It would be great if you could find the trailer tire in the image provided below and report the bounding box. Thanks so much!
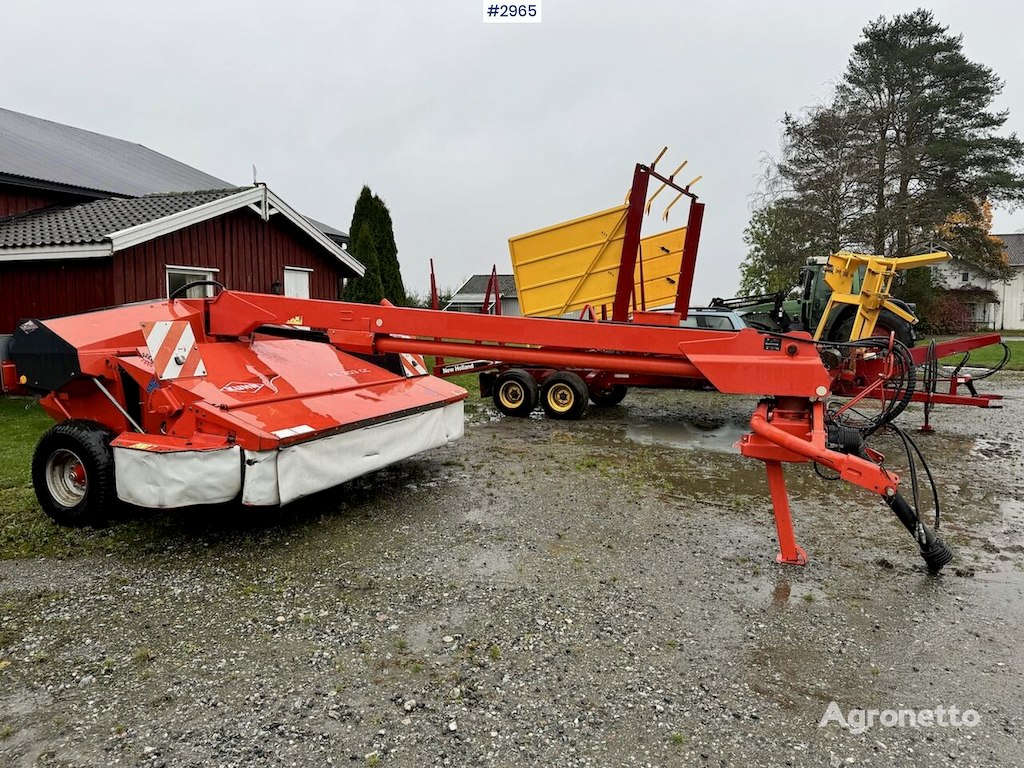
[540,371,589,420]
[832,309,914,349]
[492,369,538,417]
[589,384,628,407]
[31,421,116,527]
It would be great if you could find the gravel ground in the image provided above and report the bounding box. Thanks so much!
[1,375,1022,767]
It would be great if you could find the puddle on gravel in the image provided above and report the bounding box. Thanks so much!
[625,420,747,453]
[989,497,1024,548]
[968,436,1018,460]
[742,572,826,611]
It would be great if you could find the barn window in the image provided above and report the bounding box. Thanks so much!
[961,272,970,282]
[166,266,218,298]
[284,267,312,299]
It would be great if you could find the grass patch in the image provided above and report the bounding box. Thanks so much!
[0,397,68,558]
[423,356,481,393]
[0,398,164,560]
[923,337,1023,371]
[0,397,51,490]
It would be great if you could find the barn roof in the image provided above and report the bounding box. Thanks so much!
[0,186,364,276]
[0,189,237,248]
[995,233,1024,267]
[0,108,348,245]
[0,107,230,197]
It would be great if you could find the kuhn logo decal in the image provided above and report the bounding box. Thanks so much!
[221,381,265,394]
[221,367,280,394]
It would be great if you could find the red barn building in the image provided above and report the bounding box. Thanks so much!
[0,107,362,343]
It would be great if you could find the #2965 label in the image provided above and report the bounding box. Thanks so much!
[483,2,541,23]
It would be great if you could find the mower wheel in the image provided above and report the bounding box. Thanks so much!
[589,384,628,407]
[31,421,116,527]
[492,369,538,417]
[540,371,589,420]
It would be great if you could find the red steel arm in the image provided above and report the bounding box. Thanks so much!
[205,291,833,398]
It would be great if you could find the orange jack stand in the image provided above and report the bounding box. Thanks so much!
[764,460,808,566]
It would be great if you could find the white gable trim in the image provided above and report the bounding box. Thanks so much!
[263,188,364,276]
[0,243,111,262]
[108,187,263,251]
[107,186,364,276]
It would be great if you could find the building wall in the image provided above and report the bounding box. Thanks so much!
[996,272,1024,331]
[933,260,1024,331]
[0,185,96,219]
[0,258,114,332]
[1,209,349,334]
[500,297,521,316]
[930,260,1003,330]
[112,208,345,304]
[443,294,521,316]
[1,188,60,218]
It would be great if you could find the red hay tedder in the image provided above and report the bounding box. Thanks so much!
[4,154,1009,573]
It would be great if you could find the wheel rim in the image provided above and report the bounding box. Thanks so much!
[546,383,575,413]
[498,381,525,409]
[45,449,88,507]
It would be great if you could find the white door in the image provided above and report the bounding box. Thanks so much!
[283,267,311,298]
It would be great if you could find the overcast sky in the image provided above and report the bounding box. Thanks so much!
[3,1,1023,301]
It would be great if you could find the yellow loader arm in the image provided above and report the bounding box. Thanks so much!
[812,251,951,342]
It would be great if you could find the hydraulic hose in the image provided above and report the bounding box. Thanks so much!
[883,491,954,573]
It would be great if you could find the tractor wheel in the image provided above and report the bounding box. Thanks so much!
[31,421,116,527]
[589,384,628,407]
[540,371,589,420]
[832,309,914,349]
[492,369,538,417]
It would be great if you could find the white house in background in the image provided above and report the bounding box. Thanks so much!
[444,274,521,316]
[930,233,1024,331]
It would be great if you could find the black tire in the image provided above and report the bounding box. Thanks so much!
[588,383,628,407]
[540,371,589,420]
[31,421,116,527]
[832,309,914,349]
[492,369,538,417]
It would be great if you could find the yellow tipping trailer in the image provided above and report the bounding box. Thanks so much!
[508,205,687,317]
[508,149,703,320]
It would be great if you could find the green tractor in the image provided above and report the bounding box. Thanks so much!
[711,255,924,348]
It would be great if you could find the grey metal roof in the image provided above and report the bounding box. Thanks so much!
[453,273,518,297]
[305,216,348,244]
[0,107,232,196]
[995,233,1024,267]
[0,189,239,248]
[1,108,348,243]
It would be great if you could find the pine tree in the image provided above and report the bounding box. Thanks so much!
[742,9,1024,297]
[838,9,1024,262]
[774,104,866,254]
[344,222,384,304]
[372,193,407,305]
[347,185,408,305]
